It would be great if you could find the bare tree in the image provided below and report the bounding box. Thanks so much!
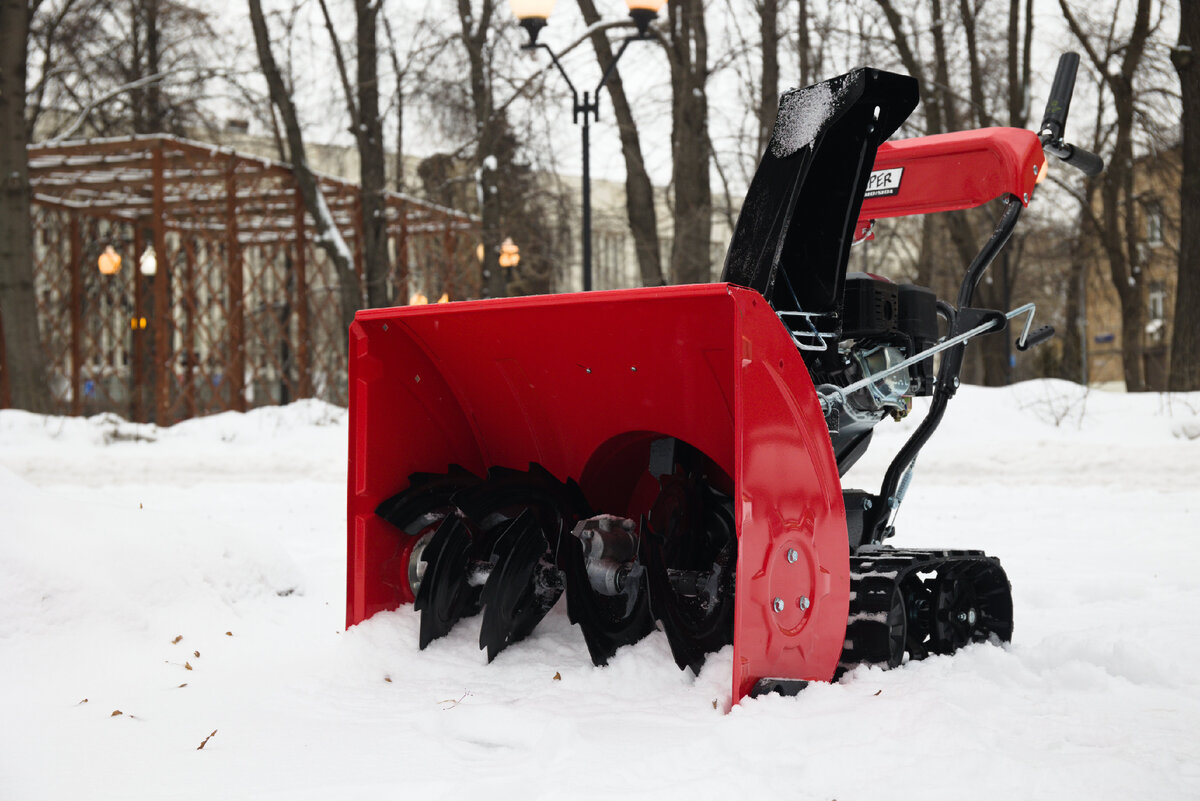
[662,0,712,284]
[29,0,219,140]
[577,0,664,287]
[1169,4,1198,390]
[24,0,85,138]
[316,0,389,309]
[1059,0,1157,391]
[0,0,51,411]
[872,0,1022,385]
[247,0,361,334]
[452,0,507,299]
[757,0,779,157]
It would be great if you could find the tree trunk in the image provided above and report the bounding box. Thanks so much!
[356,0,389,308]
[665,0,712,284]
[0,0,51,412]
[757,0,779,157]
[797,0,811,86]
[1169,9,1199,390]
[247,0,361,334]
[144,0,163,132]
[1060,260,1086,383]
[456,0,503,299]
[383,14,406,193]
[576,0,663,287]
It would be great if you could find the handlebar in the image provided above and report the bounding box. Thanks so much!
[1040,52,1079,143]
[1039,52,1106,177]
[1043,141,1105,176]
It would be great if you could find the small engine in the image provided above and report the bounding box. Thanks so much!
[807,273,940,474]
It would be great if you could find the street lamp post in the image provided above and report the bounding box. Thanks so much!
[510,0,665,292]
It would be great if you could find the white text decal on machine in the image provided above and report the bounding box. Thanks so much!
[864,167,904,198]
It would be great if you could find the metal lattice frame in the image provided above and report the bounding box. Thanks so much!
[11,134,479,423]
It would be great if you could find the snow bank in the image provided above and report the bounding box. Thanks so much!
[1,381,1198,800]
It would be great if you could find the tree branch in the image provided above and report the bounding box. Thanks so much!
[317,0,362,138]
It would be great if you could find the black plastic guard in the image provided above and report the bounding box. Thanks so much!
[721,68,919,329]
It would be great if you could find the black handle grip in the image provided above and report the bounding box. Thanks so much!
[1017,325,1055,351]
[1040,52,1079,142]
[1062,145,1105,176]
[1044,141,1106,176]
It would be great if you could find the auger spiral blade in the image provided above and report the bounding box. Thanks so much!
[478,509,564,662]
[413,515,480,649]
[452,463,586,658]
[644,476,737,675]
[560,516,655,666]
[375,465,479,534]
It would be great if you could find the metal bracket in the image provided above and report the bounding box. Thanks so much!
[818,302,1039,414]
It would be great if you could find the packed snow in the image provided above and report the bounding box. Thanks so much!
[2,381,1199,800]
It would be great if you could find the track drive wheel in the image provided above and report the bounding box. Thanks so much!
[931,561,1013,655]
[842,579,908,671]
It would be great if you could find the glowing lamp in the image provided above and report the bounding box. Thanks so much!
[498,238,520,269]
[139,245,157,276]
[98,245,122,275]
[509,0,556,44]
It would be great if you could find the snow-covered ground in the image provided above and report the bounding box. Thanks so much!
[2,381,1198,800]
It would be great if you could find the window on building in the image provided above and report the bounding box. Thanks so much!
[1145,200,1164,247]
[592,231,626,290]
[1148,282,1166,321]
[1147,281,1167,343]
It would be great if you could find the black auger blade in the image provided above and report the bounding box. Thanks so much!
[478,509,564,662]
[644,478,738,675]
[413,515,480,649]
[375,465,479,533]
[453,464,589,540]
[560,517,655,666]
[448,463,588,659]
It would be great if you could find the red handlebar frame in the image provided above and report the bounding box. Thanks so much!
[854,127,1047,241]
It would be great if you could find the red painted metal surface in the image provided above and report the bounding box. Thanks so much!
[854,127,1046,240]
[346,283,849,703]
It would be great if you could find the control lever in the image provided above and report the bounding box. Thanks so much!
[1016,325,1055,351]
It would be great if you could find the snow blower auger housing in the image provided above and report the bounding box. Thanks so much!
[347,55,1101,704]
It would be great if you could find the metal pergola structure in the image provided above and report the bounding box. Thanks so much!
[6,134,479,423]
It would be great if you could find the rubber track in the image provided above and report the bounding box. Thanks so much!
[839,547,1013,672]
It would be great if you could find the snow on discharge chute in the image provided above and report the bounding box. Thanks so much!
[347,56,1100,704]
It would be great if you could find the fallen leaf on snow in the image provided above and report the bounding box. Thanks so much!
[111,710,122,717]
[178,683,188,688]
[553,672,561,681]
[225,632,232,636]
[78,699,88,705]
[384,677,392,683]
[172,635,183,644]
[184,662,193,671]
[194,651,200,658]
[196,730,218,750]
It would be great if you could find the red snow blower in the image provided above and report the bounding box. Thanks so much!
[346,54,1101,703]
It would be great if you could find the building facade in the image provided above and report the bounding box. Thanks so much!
[1082,147,1181,389]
